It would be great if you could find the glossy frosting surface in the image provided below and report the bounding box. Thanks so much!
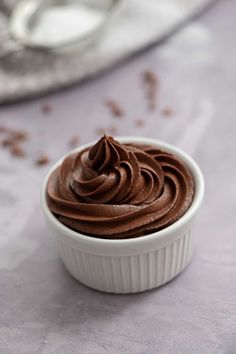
[47,136,194,238]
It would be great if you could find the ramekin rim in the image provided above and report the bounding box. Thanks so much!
[41,136,205,246]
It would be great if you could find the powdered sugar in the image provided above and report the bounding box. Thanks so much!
[30,3,105,46]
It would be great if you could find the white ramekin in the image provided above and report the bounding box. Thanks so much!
[42,137,204,293]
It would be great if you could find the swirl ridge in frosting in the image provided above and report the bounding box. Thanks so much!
[47,136,194,239]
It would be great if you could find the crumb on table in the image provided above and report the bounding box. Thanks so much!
[105,99,124,118]
[142,70,159,111]
[135,119,145,127]
[10,145,26,158]
[1,138,15,147]
[35,155,50,166]
[10,130,28,141]
[41,103,52,115]
[162,108,173,117]
[0,126,8,133]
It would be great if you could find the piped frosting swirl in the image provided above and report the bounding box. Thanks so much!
[47,136,194,239]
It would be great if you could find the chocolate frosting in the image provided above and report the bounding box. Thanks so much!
[47,136,194,239]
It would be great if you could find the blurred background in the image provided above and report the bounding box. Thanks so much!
[0,0,216,102]
[1,1,236,353]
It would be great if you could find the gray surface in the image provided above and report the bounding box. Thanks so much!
[0,0,215,103]
[0,0,236,353]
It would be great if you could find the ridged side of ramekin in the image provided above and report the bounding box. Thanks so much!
[57,228,193,293]
[42,137,204,294]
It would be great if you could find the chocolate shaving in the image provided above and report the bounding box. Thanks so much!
[0,127,29,159]
[162,108,173,117]
[1,138,15,147]
[10,145,26,157]
[41,103,52,115]
[135,119,144,127]
[142,70,159,111]
[10,130,28,141]
[1,128,28,146]
[0,126,8,133]
[105,100,124,118]
[35,155,50,166]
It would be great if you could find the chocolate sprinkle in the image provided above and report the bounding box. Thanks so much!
[105,100,124,118]
[10,130,28,141]
[142,70,159,111]
[1,138,15,147]
[41,103,52,115]
[135,119,145,127]
[10,145,26,157]
[0,126,8,133]
[162,108,173,117]
[35,155,50,166]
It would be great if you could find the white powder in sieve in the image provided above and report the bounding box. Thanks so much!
[30,3,106,46]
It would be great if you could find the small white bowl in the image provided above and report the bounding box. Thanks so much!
[42,137,204,293]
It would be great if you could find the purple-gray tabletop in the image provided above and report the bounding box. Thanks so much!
[0,1,235,353]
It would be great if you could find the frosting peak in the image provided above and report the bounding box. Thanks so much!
[88,135,128,173]
[47,137,194,239]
